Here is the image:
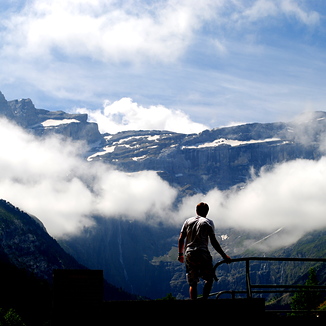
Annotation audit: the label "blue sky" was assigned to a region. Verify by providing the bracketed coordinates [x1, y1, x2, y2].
[0, 0, 325, 133]
[1, 0, 326, 241]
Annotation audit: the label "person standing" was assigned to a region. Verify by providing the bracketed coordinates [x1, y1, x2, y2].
[178, 202, 231, 300]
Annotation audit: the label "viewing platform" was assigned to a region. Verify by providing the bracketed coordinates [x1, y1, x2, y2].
[52, 257, 326, 325]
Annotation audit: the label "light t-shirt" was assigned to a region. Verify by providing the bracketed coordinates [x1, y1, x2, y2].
[180, 216, 215, 252]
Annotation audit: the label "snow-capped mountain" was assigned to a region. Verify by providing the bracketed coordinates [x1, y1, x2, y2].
[0, 91, 103, 144]
[1, 90, 324, 196]
[87, 115, 324, 192]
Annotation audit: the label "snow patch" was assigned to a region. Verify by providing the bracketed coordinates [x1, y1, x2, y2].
[182, 138, 281, 149]
[147, 135, 161, 141]
[41, 119, 80, 127]
[132, 155, 147, 161]
[87, 146, 116, 161]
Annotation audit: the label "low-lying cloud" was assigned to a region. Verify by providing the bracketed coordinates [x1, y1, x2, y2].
[0, 119, 177, 236]
[177, 157, 326, 250]
[1, 118, 326, 251]
[75, 98, 208, 134]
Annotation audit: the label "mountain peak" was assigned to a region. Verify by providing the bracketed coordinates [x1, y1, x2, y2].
[0, 91, 6, 103]
[0, 91, 14, 119]
[0, 91, 103, 144]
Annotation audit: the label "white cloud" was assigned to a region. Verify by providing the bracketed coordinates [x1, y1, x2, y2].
[176, 157, 326, 250]
[1, 116, 326, 251]
[94, 169, 177, 221]
[0, 121, 94, 236]
[280, 0, 320, 25]
[224, 158, 326, 232]
[0, 118, 178, 237]
[1, 0, 221, 63]
[231, 0, 319, 26]
[3, 0, 317, 66]
[236, 0, 278, 23]
[76, 97, 209, 134]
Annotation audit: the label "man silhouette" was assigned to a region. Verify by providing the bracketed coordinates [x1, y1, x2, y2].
[178, 202, 231, 299]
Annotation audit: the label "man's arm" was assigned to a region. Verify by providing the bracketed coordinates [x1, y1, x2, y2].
[209, 233, 231, 261]
[178, 232, 186, 263]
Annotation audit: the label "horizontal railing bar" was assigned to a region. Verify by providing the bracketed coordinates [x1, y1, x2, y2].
[252, 284, 326, 289]
[214, 256, 326, 270]
[265, 310, 326, 314]
[253, 290, 302, 294]
[213, 290, 324, 295]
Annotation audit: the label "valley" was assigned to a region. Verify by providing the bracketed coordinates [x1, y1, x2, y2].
[0, 91, 326, 302]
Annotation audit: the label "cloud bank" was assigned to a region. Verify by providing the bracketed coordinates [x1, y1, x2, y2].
[0, 119, 177, 237]
[177, 157, 326, 250]
[1, 0, 221, 64]
[1, 118, 326, 251]
[75, 98, 209, 134]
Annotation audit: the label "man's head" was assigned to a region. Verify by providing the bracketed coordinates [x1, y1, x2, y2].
[196, 202, 209, 217]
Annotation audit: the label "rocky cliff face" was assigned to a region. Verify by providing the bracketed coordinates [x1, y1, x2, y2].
[0, 91, 103, 145]
[88, 116, 325, 192]
[2, 91, 325, 193]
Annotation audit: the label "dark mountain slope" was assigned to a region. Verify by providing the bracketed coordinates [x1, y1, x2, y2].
[0, 199, 140, 325]
[0, 199, 85, 325]
[61, 217, 179, 298]
[0, 199, 84, 280]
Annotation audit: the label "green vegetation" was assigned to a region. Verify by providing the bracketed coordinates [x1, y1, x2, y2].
[0, 308, 26, 326]
[291, 268, 322, 312]
[151, 247, 178, 265]
[156, 293, 176, 301]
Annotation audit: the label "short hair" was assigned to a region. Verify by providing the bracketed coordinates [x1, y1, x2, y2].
[196, 202, 209, 217]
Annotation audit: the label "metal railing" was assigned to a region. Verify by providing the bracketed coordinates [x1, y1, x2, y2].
[211, 257, 326, 313]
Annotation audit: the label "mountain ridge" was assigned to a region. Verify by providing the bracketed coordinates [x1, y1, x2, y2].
[86, 114, 325, 192]
[0, 91, 103, 145]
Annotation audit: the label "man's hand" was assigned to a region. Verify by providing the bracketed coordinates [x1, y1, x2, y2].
[178, 254, 184, 263]
[178, 232, 185, 263]
[224, 255, 231, 264]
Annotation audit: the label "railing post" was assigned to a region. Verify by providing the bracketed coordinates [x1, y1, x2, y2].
[246, 259, 252, 299]
[213, 256, 326, 308]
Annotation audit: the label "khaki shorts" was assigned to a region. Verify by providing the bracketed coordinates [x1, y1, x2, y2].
[185, 249, 215, 285]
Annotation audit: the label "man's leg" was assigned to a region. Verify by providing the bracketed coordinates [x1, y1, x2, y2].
[201, 251, 214, 299]
[189, 284, 198, 300]
[202, 279, 213, 300]
[185, 252, 199, 300]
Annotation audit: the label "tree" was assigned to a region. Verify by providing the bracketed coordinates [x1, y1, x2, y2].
[157, 293, 176, 301]
[0, 308, 26, 326]
[291, 268, 321, 312]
